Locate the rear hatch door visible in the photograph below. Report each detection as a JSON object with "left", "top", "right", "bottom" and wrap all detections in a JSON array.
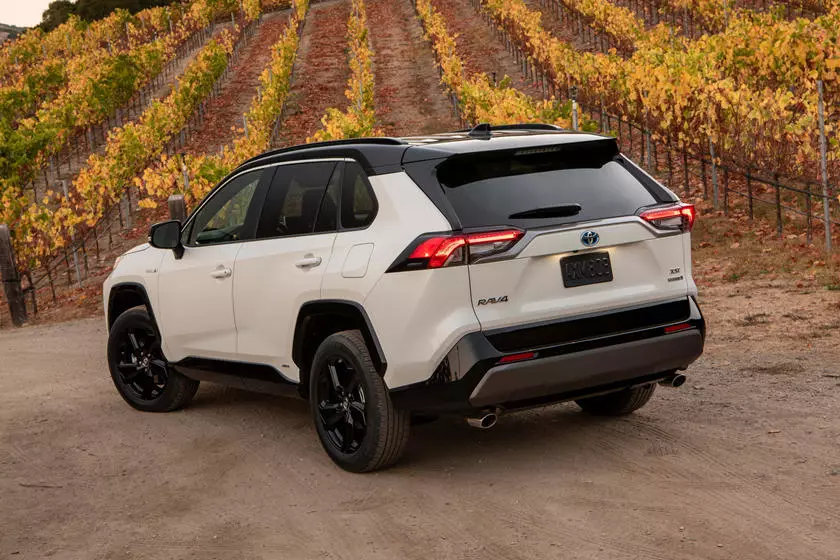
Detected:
[{"left": 435, "top": 139, "right": 691, "bottom": 331}]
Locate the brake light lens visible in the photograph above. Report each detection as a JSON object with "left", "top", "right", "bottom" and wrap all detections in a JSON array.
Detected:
[
  {"left": 640, "top": 203, "right": 696, "bottom": 232},
  {"left": 391, "top": 229, "right": 524, "bottom": 271}
]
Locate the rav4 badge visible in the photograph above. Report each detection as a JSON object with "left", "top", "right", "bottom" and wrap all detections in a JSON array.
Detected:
[{"left": 477, "top": 296, "right": 509, "bottom": 306}]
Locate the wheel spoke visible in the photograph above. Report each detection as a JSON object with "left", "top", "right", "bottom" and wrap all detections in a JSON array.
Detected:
[
  {"left": 319, "top": 401, "right": 341, "bottom": 412},
  {"left": 340, "top": 412, "right": 355, "bottom": 452},
  {"left": 149, "top": 359, "right": 167, "bottom": 372},
  {"left": 349, "top": 403, "right": 366, "bottom": 427},
  {"left": 327, "top": 363, "right": 342, "bottom": 391},
  {"left": 324, "top": 410, "right": 344, "bottom": 428},
  {"left": 346, "top": 377, "right": 359, "bottom": 394},
  {"left": 122, "top": 368, "right": 144, "bottom": 382},
  {"left": 139, "top": 381, "right": 154, "bottom": 400},
  {"left": 127, "top": 332, "right": 141, "bottom": 352}
]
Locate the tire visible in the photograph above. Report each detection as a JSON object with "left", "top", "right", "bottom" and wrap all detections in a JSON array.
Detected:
[
  {"left": 309, "top": 330, "right": 410, "bottom": 473},
  {"left": 575, "top": 384, "right": 656, "bottom": 416},
  {"left": 107, "top": 308, "right": 199, "bottom": 412}
]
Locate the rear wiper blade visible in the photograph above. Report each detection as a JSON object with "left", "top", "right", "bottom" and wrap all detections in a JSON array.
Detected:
[{"left": 508, "top": 204, "right": 581, "bottom": 220}]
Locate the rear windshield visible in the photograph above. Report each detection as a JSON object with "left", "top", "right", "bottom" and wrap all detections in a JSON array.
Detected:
[{"left": 436, "top": 142, "right": 659, "bottom": 229}]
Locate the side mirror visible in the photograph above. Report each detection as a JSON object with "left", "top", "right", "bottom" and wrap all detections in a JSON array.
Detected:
[{"left": 149, "top": 220, "right": 184, "bottom": 259}]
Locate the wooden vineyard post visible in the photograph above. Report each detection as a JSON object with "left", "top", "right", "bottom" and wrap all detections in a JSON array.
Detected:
[
  {"left": 708, "top": 134, "right": 720, "bottom": 211},
  {"left": 0, "top": 224, "right": 27, "bottom": 327},
  {"left": 746, "top": 168, "right": 754, "bottom": 220},
  {"left": 168, "top": 195, "right": 187, "bottom": 222},
  {"left": 61, "top": 180, "right": 83, "bottom": 288},
  {"left": 817, "top": 80, "right": 832, "bottom": 252},
  {"left": 774, "top": 173, "right": 783, "bottom": 238}
]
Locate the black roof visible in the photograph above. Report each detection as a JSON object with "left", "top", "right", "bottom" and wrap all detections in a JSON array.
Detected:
[{"left": 236, "top": 125, "right": 613, "bottom": 176}]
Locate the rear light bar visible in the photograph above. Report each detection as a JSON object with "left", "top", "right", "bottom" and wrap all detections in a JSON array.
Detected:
[
  {"left": 664, "top": 322, "right": 692, "bottom": 334},
  {"left": 388, "top": 229, "right": 524, "bottom": 272},
  {"left": 640, "top": 203, "right": 696, "bottom": 232},
  {"left": 497, "top": 351, "right": 537, "bottom": 364}
]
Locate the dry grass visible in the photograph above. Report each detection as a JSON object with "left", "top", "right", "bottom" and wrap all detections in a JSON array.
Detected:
[{"left": 692, "top": 201, "right": 840, "bottom": 291}]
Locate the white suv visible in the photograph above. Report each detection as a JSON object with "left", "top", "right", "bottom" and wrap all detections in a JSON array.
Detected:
[{"left": 104, "top": 125, "right": 705, "bottom": 472}]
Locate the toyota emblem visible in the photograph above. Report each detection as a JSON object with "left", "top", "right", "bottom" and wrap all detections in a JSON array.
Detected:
[{"left": 580, "top": 230, "right": 600, "bottom": 247}]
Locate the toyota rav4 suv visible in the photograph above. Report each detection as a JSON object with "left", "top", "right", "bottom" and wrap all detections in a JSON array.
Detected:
[{"left": 104, "top": 124, "right": 705, "bottom": 472}]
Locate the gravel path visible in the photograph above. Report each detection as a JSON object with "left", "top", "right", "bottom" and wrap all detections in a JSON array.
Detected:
[{"left": 2, "top": 281, "right": 839, "bottom": 559}]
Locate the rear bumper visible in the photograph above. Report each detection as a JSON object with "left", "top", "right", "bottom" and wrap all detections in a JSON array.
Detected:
[{"left": 390, "top": 297, "right": 705, "bottom": 414}]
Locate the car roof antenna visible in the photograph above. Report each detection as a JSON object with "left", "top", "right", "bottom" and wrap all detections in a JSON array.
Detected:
[{"left": 467, "top": 123, "right": 492, "bottom": 139}]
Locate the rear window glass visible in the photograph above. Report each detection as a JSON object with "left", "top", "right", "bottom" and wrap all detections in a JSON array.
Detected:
[{"left": 436, "top": 143, "right": 658, "bottom": 229}]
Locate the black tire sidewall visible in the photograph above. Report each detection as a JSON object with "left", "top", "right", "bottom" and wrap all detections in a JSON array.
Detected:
[
  {"left": 309, "top": 332, "right": 391, "bottom": 472},
  {"left": 576, "top": 384, "right": 656, "bottom": 416},
  {"left": 107, "top": 308, "right": 196, "bottom": 412}
]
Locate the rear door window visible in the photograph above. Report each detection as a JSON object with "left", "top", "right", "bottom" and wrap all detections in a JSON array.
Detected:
[
  {"left": 436, "top": 142, "right": 658, "bottom": 230},
  {"left": 257, "top": 162, "right": 339, "bottom": 238}
]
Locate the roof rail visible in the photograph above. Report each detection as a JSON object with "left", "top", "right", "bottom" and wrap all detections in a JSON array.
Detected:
[
  {"left": 240, "top": 137, "right": 406, "bottom": 167},
  {"left": 457, "top": 123, "right": 566, "bottom": 133}
]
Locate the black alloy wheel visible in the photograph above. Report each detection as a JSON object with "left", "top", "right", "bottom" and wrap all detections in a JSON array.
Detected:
[
  {"left": 107, "top": 308, "right": 199, "bottom": 412},
  {"left": 115, "top": 324, "right": 169, "bottom": 402},
  {"left": 316, "top": 357, "right": 368, "bottom": 454},
  {"left": 309, "top": 330, "right": 410, "bottom": 472}
]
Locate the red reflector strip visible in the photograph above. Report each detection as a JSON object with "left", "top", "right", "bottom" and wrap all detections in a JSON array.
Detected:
[
  {"left": 498, "top": 351, "right": 536, "bottom": 364},
  {"left": 664, "top": 323, "right": 692, "bottom": 334}
]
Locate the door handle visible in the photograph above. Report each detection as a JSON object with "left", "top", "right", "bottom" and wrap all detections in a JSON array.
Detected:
[
  {"left": 210, "top": 266, "right": 232, "bottom": 279},
  {"left": 295, "top": 255, "right": 322, "bottom": 269}
]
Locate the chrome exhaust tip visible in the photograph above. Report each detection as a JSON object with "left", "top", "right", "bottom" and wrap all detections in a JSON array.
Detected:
[
  {"left": 466, "top": 409, "right": 499, "bottom": 429},
  {"left": 659, "top": 373, "right": 687, "bottom": 388}
]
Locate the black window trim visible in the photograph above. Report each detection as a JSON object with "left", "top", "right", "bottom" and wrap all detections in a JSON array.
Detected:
[
  {"left": 241, "top": 158, "right": 380, "bottom": 243},
  {"left": 181, "top": 164, "right": 275, "bottom": 248},
  {"left": 180, "top": 158, "right": 348, "bottom": 248}
]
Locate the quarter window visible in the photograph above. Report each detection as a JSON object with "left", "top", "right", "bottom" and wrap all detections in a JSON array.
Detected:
[{"left": 341, "top": 162, "right": 377, "bottom": 229}]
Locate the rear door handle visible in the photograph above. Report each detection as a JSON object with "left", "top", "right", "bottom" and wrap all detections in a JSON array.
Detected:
[
  {"left": 295, "top": 255, "right": 322, "bottom": 269},
  {"left": 210, "top": 266, "right": 232, "bottom": 279}
]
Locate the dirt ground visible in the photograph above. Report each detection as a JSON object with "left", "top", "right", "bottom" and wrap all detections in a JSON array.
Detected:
[{"left": 2, "top": 280, "right": 839, "bottom": 559}]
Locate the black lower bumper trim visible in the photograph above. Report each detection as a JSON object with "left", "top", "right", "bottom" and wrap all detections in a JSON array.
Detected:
[{"left": 469, "top": 330, "right": 702, "bottom": 407}]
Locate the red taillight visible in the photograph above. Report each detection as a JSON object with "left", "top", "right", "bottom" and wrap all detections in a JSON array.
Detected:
[
  {"left": 640, "top": 203, "right": 696, "bottom": 232},
  {"left": 397, "top": 229, "right": 523, "bottom": 271},
  {"left": 498, "top": 351, "right": 536, "bottom": 364},
  {"left": 664, "top": 322, "right": 692, "bottom": 334},
  {"left": 409, "top": 236, "right": 467, "bottom": 268}
]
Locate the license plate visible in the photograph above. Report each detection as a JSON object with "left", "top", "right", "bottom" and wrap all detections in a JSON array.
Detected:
[{"left": 561, "top": 251, "right": 613, "bottom": 288}]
